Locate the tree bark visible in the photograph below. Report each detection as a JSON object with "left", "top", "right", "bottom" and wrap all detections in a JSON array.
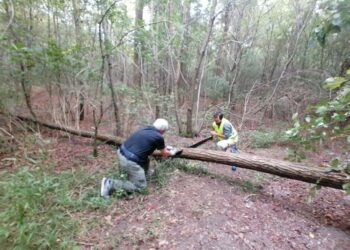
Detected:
[
  {"left": 173, "top": 0, "right": 191, "bottom": 135},
  {"left": 187, "top": 0, "right": 219, "bottom": 137},
  {"left": 47, "top": 0, "right": 51, "bottom": 40},
  {"left": 133, "top": 0, "right": 144, "bottom": 88},
  {"left": 104, "top": 22, "right": 121, "bottom": 135},
  {"left": 98, "top": 1, "right": 122, "bottom": 135},
  {"left": 17, "top": 115, "right": 123, "bottom": 145},
  {"left": 17, "top": 115, "right": 349, "bottom": 190},
  {"left": 19, "top": 62, "right": 37, "bottom": 120},
  {"left": 72, "top": 0, "right": 85, "bottom": 121},
  {"left": 4, "top": 0, "right": 36, "bottom": 120},
  {"left": 215, "top": 3, "right": 229, "bottom": 76},
  {"left": 176, "top": 148, "right": 347, "bottom": 190}
]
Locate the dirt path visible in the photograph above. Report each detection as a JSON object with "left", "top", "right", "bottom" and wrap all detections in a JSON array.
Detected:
[
  {"left": 4, "top": 127, "right": 349, "bottom": 249},
  {"left": 7, "top": 87, "right": 346, "bottom": 249},
  {"left": 88, "top": 170, "right": 349, "bottom": 249},
  {"left": 51, "top": 137, "right": 347, "bottom": 249}
]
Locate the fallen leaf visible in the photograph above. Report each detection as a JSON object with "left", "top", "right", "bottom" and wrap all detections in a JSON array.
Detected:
[
  {"left": 104, "top": 215, "right": 113, "bottom": 226},
  {"left": 158, "top": 240, "right": 169, "bottom": 247}
]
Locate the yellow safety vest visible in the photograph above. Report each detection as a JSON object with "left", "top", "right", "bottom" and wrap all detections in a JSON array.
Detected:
[{"left": 212, "top": 118, "right": 238, "bottom": 142}]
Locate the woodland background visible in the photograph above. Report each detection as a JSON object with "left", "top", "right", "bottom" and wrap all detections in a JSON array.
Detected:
[{"left": 0, "top": 0, "right": 349, "bottom": 136}]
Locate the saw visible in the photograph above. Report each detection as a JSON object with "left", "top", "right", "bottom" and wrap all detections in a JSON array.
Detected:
[{"left": 188, "top": 135, "right": 213, "bottom": 148}]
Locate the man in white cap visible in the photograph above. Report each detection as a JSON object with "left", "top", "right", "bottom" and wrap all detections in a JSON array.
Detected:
[{"left": 101, "top": 118, "right": 180, "bottom": 197}]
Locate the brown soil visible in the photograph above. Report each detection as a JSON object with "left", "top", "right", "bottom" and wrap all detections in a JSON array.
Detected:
[
  {"left": 4, "top": 87, "right": 349, "bottom": 249},
  {"left": 35, "top": 133, "right": 350, "bottom": 249}
]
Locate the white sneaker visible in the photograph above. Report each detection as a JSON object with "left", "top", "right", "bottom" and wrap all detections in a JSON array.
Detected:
[
  {"left": 147, "top": 169, "right": 155, "bottom": 178},
  {"left": 101, "top": 177, "right": 112, "bottom": 198}
]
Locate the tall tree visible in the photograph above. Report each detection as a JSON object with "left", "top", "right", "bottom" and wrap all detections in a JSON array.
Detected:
[
  {"left": 133, "top": 0, "right": 144, "bottom": 88},
  {"left": 98, "top": 0, "right": 121, "bottom": 135},
  {"left": 187, "top": 0, "right": 221, "bottom": 137},
  {"left": 72, "top": 0, "right": 85, "bottom": 121},
  {"left": 3, "top": 0, "right": 37, "bottom": 120},
  {"left": 173, "top": 0, "right": 191, "bottom": 135}
]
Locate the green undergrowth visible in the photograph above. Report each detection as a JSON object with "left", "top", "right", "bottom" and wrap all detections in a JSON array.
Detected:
[
  {"left": 249, "top": 129, "right": 289, "bottom": 148},
  {"left": 0, "top": 131, "right": 268, "bottom": 249},
  {"left": 0, "top": 165, "right": 110, "bottom": 249},
  {"left": 149, "top": 158, "right": 209, "bottom": 187},
  {"left": 151, "top": 158, "right": 264, "bottom": 193}
]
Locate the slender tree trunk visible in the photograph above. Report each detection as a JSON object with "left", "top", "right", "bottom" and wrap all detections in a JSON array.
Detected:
[
  {"left": 92, "top": 104, "right": 104, "bottom": 157},
  {"left": 72, "top": 0, "right": 85, "bottom": 121},
  {"left": 4, "top": 0, "right": 36, "bottom": 120},
  {"left": 97, "top": 1, "right": 122, "bottom": 135},
  {"left": 268, "top": 47, "right": 281, "bottom": 82},
  {"left": 187, "top": 0, "right": 219, "bottom": 137},
  {"left": 227, "top": 2, "right": 251, "bottom": 106},
  {"left": 215, "top": 4, "right": 229, "bottom": 76},
  {"left": 133, "top": 0, "right": 144, "bottom": 88},
  {"left": 53, "top": 9, "right": 59, "bottom": 46},
  {"left": 163, "top": 0, "right": 174, "bottom": 115},
  {"left": 20, "top": 63, "right": 36, "bottom": 119},
  {"left": 260, "top": 23, "right": 274, "bottom": 82},
  {"left": 172, "top": 0, "right": 190, "bottom": 135},
  {"left": 301, "top": 38, "right": 309, "bottom": 71},
  {"left": 151, "top": 1, "right": 160, "bottom": 119},
  {"left": 227, "top": 44, "right": 242, "bottom": 106},
  {"left": 28, "top": 0, "right": 33, "bottom": 48},
  {"left": 320, "top": 46, "right": 324, "bottom": 69},
  {"left": 47, "top": 0, "right": 51, "bottom": 40},
  {"left": 103, "top": 21, "right": 121, "bottom": 135},
  {"left": 26, "top": 0, "right": 35, "bottom": 119}
]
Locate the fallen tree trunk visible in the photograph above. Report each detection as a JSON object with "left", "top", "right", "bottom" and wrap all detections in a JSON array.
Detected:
[
  {"left": 16, "top": 115, "right": 349, "bottom": 190},
  {"left": 17, "top": 115, "right": 124, "bottom": 146},
  {"left": 178, "top": 148, "right": 348, "bottom": 190}
]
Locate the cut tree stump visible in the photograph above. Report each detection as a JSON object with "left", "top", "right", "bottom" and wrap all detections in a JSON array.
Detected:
[{"left": 16, "top": 115, "right": 349, "bottom": 190}]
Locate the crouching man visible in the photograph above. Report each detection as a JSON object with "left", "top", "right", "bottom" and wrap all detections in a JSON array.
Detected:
[
  {"left": 210, "top": 111, "right": 239, "bottom": 171},
  {"left": 101, "top": 118, "right": 179, "bottom": 198}
]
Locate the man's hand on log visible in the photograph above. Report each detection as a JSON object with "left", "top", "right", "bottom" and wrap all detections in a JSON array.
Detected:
[{"left": 166, "top": 146, "right": 183, "bottom": 156}]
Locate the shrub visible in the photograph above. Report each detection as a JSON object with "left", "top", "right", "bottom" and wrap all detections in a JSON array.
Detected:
[{"left": 249, "top": 129, "right": 288, "bottom": 148}]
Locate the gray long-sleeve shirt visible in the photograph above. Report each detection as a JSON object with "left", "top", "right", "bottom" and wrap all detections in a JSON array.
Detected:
[{"left": 223, "top": 121, "right": 234, "bottom": 139}]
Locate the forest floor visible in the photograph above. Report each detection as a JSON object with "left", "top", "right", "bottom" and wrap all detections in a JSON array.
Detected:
[
  {"left": 2, "top": 87, "right": 349, "bottom": 249},
  {"left": 5, "top": 128, "right": 348, "bottom": 250}
]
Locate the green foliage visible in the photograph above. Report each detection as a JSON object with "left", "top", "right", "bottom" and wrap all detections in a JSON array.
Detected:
[
  {"left": 0, "top": 85, "right": 19, "bottom": 114},
  {"left": 149, "top": 159, "right": 208, "bottom": 187},
  {"left": 313, "top": 0, "right": 350, "bottom": 47},
  {"left": 284, "top": 148, "right": 306, "bottom": 163},
  {"left": 204, "top": 72, "right": 229, "bottom": 101},
  {"left": 106, "top": 3, "right": 131, "bottom": 28},
  {"left": 176, "top": 161, "right": 209, "bottom": 175},
  {"left": 250, "top": 129, "right": 288, "bottom": 148},
  {"left": 286, "top": 73, "right": 350, "bottom": 148},
  {"left": 0, "top": 166, "right": 110, "bottom": 249},
  {"left": 150, "top": 159, "right": 178, "bottom": 187},
  {"left": 107, "top": 164, "right": 129, "bottom": 198},
  {"left": 285, "top": 70, "right": 350, "bottom": 193},
  {"left": 241, "top": 180, "right": 261, "bottom": 193},
  {"left": 307, "top": 184, "right": 322, "bottom": 204},
  {"left": 115, "top": 82, "right": 167, "bottom": 126},
  {"left": 45, "top": 41, "right": 68, "bottom": 73}
]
